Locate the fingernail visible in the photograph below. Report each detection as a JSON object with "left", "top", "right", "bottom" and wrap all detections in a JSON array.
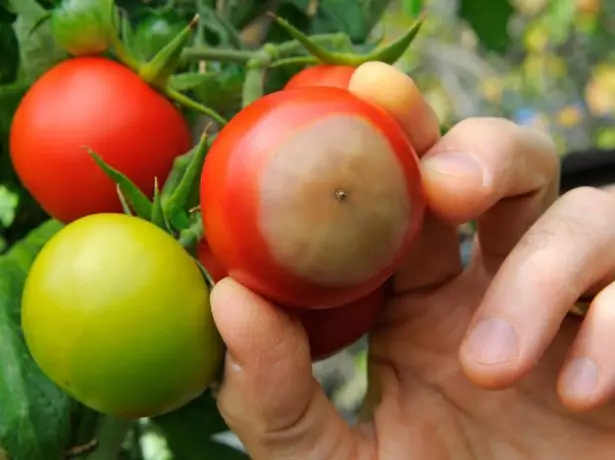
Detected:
[
  {"left": 422, "top": 150, "right": 484, "bottom": 183},
  {"left": 463, "top": 318, "right": 519, "bottom": 365},
  {"left": 561, "top": 357, "right": 598, "bottom": 399}
]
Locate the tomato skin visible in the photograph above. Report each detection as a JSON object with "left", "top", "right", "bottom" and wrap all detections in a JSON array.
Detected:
[
  {"left": 197, "top": 239, "right": 227, "bottom": 283},
  {"left": 201, "top": 86, "right": 425, "bottom": 309},
  {"left": 290, "top": 285, "right": 386, "bottom": 361},
  {"left": 197, "top": 240, "right": 386, "bottom": 361},
  {"left": 10, "top": 57, "right": 192, "bottom": 223},
  {"left": 284, "top": 65, "right": 355, "bottom": 90},
  {"left": 21, "top": 213, "right": 223, "bottom": 418}
]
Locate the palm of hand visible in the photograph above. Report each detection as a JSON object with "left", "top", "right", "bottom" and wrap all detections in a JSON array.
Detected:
[{"left": 368, "top": 264, "right": 615, "bottom": 459}]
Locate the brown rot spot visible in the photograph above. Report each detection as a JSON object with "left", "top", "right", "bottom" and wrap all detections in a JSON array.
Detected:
[
  {"left": 334, "top": 188, "right": 348, "bottom": 201},
  {"left": 258, "top": 114, "right": 413, "bottom": 286}
]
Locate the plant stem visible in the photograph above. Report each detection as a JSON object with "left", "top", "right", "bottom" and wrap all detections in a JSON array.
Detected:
[
  {"left": 182, "top": 46, "right": 258, "bottom": 63},
  {"left": 165, "top": 87, "right": 228, "bottom": 125},
  {"left": 84, "top": 416, "right": 132, "bottom": 460},
  {"left": 181, "top": 32, "right": 350, "bottom": 64},
  {"left": 110, "top": 35, "right": 141, "bottom": 72}
]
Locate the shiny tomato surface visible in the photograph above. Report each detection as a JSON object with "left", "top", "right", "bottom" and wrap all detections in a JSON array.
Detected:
[
  {"left": 201, "top": 86, "right": 425, "bottom": 309},
  {"left": 284, "top": 64, "right": 355, "bottom": 90},
  {"left": 10, "top": 56, "right": 192, "bottom": 223}
]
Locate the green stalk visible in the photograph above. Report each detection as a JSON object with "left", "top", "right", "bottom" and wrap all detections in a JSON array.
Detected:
[{"left": 165, "top": 87, "right": 228, "bottom": 125}]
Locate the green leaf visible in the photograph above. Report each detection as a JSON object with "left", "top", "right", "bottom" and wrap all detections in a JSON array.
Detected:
[
  {"left": 87, "top": 149, "right": 153, "bottom": 220},
  {"left": 162, "top": 133, "right": 209, "bottom": 230},
  {"left": 153, "top": 391, "right": 243, "bottom": 459},
  {"left": 0, "top": 185, "right": 18, "bottom": 228},
  {"left": 0, "top": 7, "right": 19, "bottom": 84},
  {"left": 150, "top": 178, "right": 170, "bottom": 232},
  {"left": 9, "top": 0, "right": 68, "bottom": 81},
  {"left": 0, "top": 220, "right": 73, "bottom": 460},
  {"left": 458, "top": 0, "right": 513, "bottom": 54},
  {"left": 402, "top": 0, "right": 423, "bottom": 17},
  {"left": 0, "top": 81, "right": 29, "bottom": 141}
]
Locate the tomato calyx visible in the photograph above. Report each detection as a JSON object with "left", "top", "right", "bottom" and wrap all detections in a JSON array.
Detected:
[{"left": 268, "top": 12, "right": 426, "bottom": 68}]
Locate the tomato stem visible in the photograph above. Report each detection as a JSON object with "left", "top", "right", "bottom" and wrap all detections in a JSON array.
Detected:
[
  {"left": 81, "top": 416, "right": 132, "bottom": 460},
  {"left": 181, "top": 32, "right": 350, "bottom": 65},
  {"left": 269, "top": 12, "right": 426, "bottom": 66},
  {"left": 110, "top": 34, "right": 141, "bottom": 73},
  {"left": 164, "top": 87, "right": 228, "bottom": 125}
]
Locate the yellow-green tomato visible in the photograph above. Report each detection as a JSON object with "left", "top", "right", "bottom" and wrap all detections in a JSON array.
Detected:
[{"left": 21, "top": 213, "right": 223, "bottom": 419}]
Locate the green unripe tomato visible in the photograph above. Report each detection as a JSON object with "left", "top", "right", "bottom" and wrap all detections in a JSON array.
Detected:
[
  {"left": 131, "top": 12, "right": 186, "bottom": 62},
  {"left": 51, "top": 0, "right": 116, "bottom": 55},
  {"left": 21, "top": 213, "right": 223, "bottom": 419}
]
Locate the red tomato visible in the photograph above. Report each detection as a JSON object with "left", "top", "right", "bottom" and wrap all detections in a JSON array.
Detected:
[
  {"left": 290, "top": 285, "right": 386, "bottom": 361},
  {"left": 284, "top": 65, "right": 355, "bottom": 90},
  {"left": 10, "top": 56, "right": 192, "bottom": 223},
  {"left": 196, "top": 240, "right": 387, "bottom": 361},
  {"left": 200, "top": 86, "right": 425, "bottom": 309}
]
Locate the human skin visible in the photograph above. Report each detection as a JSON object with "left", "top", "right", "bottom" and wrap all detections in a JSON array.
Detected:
[{"left": 210, "top": 62, "right": 615, "bottom": 460}]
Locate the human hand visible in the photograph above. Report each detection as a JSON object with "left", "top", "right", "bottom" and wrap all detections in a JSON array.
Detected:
[{"left": 210, "top": 62, "right": 615, "bottom": 460}]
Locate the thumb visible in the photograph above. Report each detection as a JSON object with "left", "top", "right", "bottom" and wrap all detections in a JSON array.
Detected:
[{"left": 210, "top": 278, "right": 365, "bottom": 460}]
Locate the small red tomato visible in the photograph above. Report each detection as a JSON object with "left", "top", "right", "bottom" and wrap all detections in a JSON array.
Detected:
[
  {"left": 291, "top": 285, "right": 387, "bottom": 361},
  {"left": 284, "top": 65, "right": 355, "bottom": 90},
  {"left": 201, "top": 86, "right": 425, "bottom": 309},
  {"left": 10, "top": 56, "right": 192, "bottom": 223}
]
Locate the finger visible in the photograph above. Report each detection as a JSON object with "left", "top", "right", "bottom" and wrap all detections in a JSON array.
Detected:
[
  {"left": 420, "top": 118, "right": 559, "bottom": 268},
  {"left": 459, "top": 187, "right": 615, "bottom": 389},
  {"left": 558, "top": 281, "right": 615, "bottom": 411},
  {"left": 210, "top": 278, "right": 366, "bottom": 460},
  {"left": 349, "top": 61, "right": 441, "bottom": 155},
  {"left": 348, "top": 62, "right": 462, "bottom": 293}
]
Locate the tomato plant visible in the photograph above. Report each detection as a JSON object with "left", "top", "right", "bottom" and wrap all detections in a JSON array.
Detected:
[
  {"left": 284, "top": 64, "right": 356, "bottom": 90},
  {"left": 0, "top": 2, "right": 432, "bottom": 456},
  {"left": 201, "top": 86, "right": 425, "bottom": 309},
  {"left": 9, "top": 56, "right": 192, "bottom": 223},
  {"left": 21, "top": 213, "right": 222, "bottom": 419}
]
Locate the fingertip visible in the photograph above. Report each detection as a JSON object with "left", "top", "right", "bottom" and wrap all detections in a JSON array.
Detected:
[
  {"left": 458, "top": 317, "right": 529, "bottom": 390},
  {"left": 349, "top": 61, "right": 440, "bottom": 154}
]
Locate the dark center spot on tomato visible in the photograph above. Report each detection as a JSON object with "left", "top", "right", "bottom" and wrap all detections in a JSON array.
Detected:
[
  {"left": 334, "top": 188, "right": 349, "bottom": 201},
  {"left": 258, "top": 114, "right": 412, "bottom": 286}
]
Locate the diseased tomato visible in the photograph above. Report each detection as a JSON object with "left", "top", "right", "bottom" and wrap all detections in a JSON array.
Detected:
[
  {"left": 21, "top": 213, "right": 223, "bottom": 418},
  {"left": 284, "top": 64, "right": 355, "bottom": 90},
  {"left": 200, "top": 86, "right": 425, "bottom": 309},
  {"left": 290, "top": 285, "right": 387, "bottom": 361},
  {"left": 10, "top": 56, "right": 192, "bottom": 223},
  {"left": 197, "top": 239, "right": 387, "bottom": 361}
]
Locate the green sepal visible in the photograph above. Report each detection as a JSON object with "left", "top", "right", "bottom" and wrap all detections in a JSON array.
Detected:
[
  {"left": 87, "top": 149, "right": 153, "bottom": 219},
  {"left": 139, "top": 14, "right": 199, "bottom": 89},
  {"left": 115, "top": 185, "right": 134, "bottom": 216},
  {"left": 162, "top": 131, "right": 210, "bottom": 230},
  {"left": 150, "top": 178, "right": 171, "bottom": 232},
  {"left": 270, "top": 13, "right": 425, "bottom": 66},
  {"left": 178, "top": 215, "right": 203, "bottom": 253}
]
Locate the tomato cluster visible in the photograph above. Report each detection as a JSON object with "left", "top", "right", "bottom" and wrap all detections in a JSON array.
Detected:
[{"left": 12, "top": 44, "right": 425, "bottom": 417}]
